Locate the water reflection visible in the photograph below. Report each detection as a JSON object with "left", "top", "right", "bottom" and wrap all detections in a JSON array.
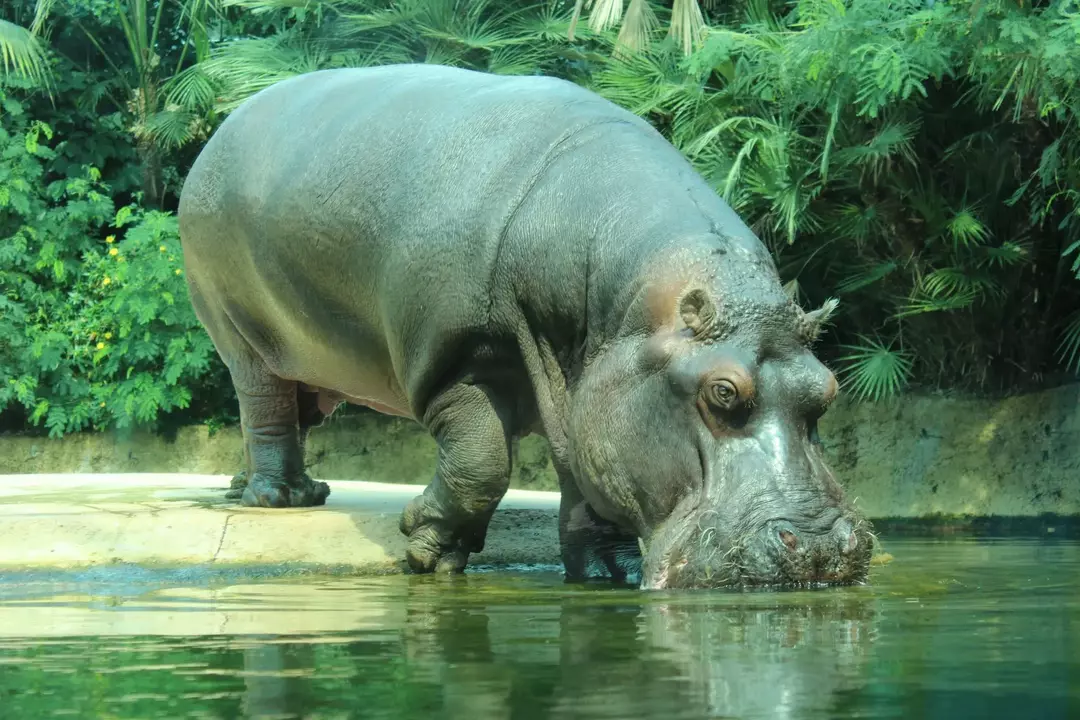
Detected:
[
  {"left": 240, "top": 642, "right": 318, "bottom": 718},
  {"left": 636, "top": 595, "right": 875, "bottom": 719},
  {"left": 1, "top": 539, "right": 1078, "bottom": 719},
  {"left": 220, "top": 579, "right": 880, "bottom": 719},
  {"left": 381, "top": 578, "right": 879, "bottom": 719}
]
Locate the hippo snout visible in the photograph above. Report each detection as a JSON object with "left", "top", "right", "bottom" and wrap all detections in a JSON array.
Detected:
[
  {"left": 764, "top": 517, "right": 860, "bottom": 557},
  {"left": 643, "top": 512, "right": 873, "bottom": 591},
  {"left": 739, "top": 516, "right": 871, "bottom": 586}
]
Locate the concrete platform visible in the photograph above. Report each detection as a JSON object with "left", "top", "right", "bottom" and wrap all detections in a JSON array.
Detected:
[{"left": 0, "top": 474, "right": 561, "bottom": 573}]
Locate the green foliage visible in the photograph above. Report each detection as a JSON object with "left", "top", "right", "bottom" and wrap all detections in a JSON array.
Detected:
[
  {"left": 0, "top": 90, "right": 224, "bottom": 437},
  {"left": 4, "top": 0, "right": 1080, "bottom": 441},
  {"left": 835, "top": 336, "right": 914, "bottom": 403},
  {"left": 169, "top": 0, "right": 608, "bottom": 114},
  {"left": 0, "top": 18, "right": 51, "bottom": 85},
  {"left": 582, "top": 0, "right": 1080, "bottom": 398}
]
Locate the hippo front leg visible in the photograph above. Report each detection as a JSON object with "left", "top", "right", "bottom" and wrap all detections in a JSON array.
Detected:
[
  {"left": 230, "top": 358, "right": 330, "bottom": 508},
  {"left": 558, "top": 473, "right": 640, "bottom": 584},
  {"left": 399, "top": 383, "right": 513, "bottom": 574}
]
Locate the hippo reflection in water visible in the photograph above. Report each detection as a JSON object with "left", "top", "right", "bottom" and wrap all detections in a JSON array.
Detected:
[{"left": 177, "top": 63, "right": 873, "bottom": 590}]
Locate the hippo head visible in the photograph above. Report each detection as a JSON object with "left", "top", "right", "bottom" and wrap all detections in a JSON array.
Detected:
[{"left": 565, "top": 237, "right": 873, "bottom": 590}]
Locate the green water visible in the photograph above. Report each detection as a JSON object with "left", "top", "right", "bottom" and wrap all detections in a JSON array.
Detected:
[{"left": 0, "top": 538, "right": 1077, "bottom": 719}]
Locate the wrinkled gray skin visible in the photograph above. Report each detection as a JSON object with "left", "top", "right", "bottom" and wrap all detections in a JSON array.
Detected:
[{"left": 178, "top": 63, "right": 872, "bottom": 590}]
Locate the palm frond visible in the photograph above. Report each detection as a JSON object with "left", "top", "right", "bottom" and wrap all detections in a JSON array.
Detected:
[
  {"left": 979, "top": 240, "right": 1030, "bottom": 268},
  {"left": 0, "top": 19, "right": 51, "bottom": 86},
  {"left": 139, "top": 108, "right": 198, "bottom": 149},
  {"left": 1056, "top": 310, "right": 1080, "bottom": 375},
  {"left": 894, "top": 287, "right": 980, "bottom": 318},
  {"left": 919, "top": 267, "right": 1001, "bottom": 301},
  {"left": 414, "top": 0, "right": 529, "bottom": 50},
  {"left": 834, "top": 335, "right": 913, "bottom": 402},
  {"left": 588, "top": 0, "right": 625, "bottom": 34},
  {"left": 614, "top": 0, "right": 659, "bottom": 56},
  {"left": 946, "top": 208, "right": 990, "bottom": 248},
  {"left": 486, "top": 44, "right": 550, "bottom": 75},
  {"left": 164, "top": 63, "right": 218, "bottom": 110},
  {"left": 668, "top": 0, "right": 706, "bottom": 55},
  {"left": 833, "top": 120, "right": 918, "bottom": 184},
  {"left": 836, "top": 261, "right": 897, "bottom": 294},
  {"left": 511, "top": 0, "right": 578, "bottom": 43}
]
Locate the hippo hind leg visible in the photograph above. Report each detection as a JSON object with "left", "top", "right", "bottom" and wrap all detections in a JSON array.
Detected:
[
  {"left": 399, "top": 382, "right": 513, "bottom": 574},
  {"left": 215, "top": 333, "right": 330, "bottom": 508},
  {"left": 558, "top": 472, "right": 641, "bottom": 584},
  {"left": 225, "top": 385, "right": 329, "bottom": 501}
]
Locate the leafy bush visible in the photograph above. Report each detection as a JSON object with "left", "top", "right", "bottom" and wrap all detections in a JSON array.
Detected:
[
  {"left": 0, "top": 88, "right": 230, "bottom": 437},
  {"left": 587, "top": 0, "right": 1080, "bottom": 398},
  {"left": 5, "top": 0, "right": 1080, "bottom": 445}
]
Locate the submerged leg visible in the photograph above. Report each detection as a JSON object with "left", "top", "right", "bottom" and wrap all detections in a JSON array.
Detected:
[
  {"left": 399, "top": 383, "right": 514, "bottom": 573},
  {"left": 558, "top": 473, "right": 638, "bottom": 583}
]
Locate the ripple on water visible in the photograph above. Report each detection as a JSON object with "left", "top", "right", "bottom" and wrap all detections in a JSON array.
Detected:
[{"left": 0, "top": 537, "right": 1077, "bottom": 719}]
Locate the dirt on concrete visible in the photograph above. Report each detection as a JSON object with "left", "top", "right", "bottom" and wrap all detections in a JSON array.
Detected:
[{"left": 0, "top": 474, "right": 561, "bottom": 574}]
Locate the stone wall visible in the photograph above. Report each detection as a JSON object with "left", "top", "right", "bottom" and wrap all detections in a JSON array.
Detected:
[{"left": 3, "top": 383, "right": 1079, "bottom": 518}]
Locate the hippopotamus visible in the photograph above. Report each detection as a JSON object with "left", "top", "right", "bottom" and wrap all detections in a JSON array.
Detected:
[{"left": 177, "top": 63, "right": 873, "bottom": 590}]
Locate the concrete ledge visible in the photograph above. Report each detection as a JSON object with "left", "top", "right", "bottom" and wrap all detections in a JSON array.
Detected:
[{"left": 0, "top": 473, "right": 561, "bottom": 572}]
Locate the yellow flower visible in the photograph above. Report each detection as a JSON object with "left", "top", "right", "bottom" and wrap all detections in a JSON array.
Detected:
[
  {"left": 175, "top": 268, "right": 182, "bottom": 276},
  {"left": 159, "top": 245, "right": 166, "bottom": 252},
  {"left": 104, "top": 332, "right": 112, "bottom": 340},
  {"left": 96, "top": 342, "right": 105, "bottom": 350},
  {"left": 109, "top": 248, "right": 118, "bottom": 256},
  {"left": 99, "top": 402, "right": 106, "bottom": 408},
  {"left": 105, "top": 235, "right": 115, "bottom": 244},
  {"left": 102, "top": 276, "right": 111, "bottom": 286}
]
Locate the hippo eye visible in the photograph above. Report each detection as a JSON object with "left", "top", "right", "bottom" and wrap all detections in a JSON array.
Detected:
[{"left": 706, "top": 379, "right": 739, "bottom": 411}]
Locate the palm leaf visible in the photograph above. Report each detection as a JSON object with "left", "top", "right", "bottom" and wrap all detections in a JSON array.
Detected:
[
  {"left": 668, "top": 0, "right": 706, "bottom": 55},
  {"left": 946, "top": 208, "right": 990, "bottom": 248},
  {"left": 1056, "top": 310, "right": 1080, "bottom": 375},
  {"left": 980, "top": 240, "right": 1030, "bottom": 268},
  {"left": 836, "top": 260, "right": 897, "bottom": 294},
  {"left": 414, "top": 0, "right": 527, "bottom": 50},
  {"left": 614, "top": 0, "right": 660, "bottom": 56},
  {"left": 894, "top": 288, "right": 980, "bottom": 318},
  {"left": 834, "top": 336, "right": 913, "bottom": 402},
  {"left": 164, "top": 63, "right": 218, "bottom": 110},
  {"left": 0, "top": 19, "right": 51, "bottom": 86},
  {"left": 139, "top": 108, "right": 198, "bottom": 149},
  {"left": 486, "top": 44, "right": 550, "bottom": 75}
]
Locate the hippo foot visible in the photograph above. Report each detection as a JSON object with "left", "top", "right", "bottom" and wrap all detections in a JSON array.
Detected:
[
  {"left": 239, "top": 472, "right": 331, "bottom": 508},
  {"left": 399, "top": 495, "right": 481, "bottom": 574},
  {"left": 225, "top": 470, "right": 249, "bottom": 500}
]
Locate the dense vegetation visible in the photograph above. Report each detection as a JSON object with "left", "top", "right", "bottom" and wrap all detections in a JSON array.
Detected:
[{"left": 1, "top": 0, "right": 1078, "bottom": 437}]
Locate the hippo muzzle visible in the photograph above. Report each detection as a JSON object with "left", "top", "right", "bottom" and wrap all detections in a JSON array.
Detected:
[
  {"left": 638, "top": 418, "right": 875, "bottom": 591},
  {"left": 640, "top": 500, "right": 873, "bottom": 591}
]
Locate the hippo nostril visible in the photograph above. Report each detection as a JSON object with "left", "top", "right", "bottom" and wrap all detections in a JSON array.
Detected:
[
  {"left": 844, "top": 531, "right": 858, "bottom": 553},
  {"left": 833, "top": 519, "right": 857, "bottom": 553},
  {"left": 778, "top": 529, "right": 798, "bottom": 551}
]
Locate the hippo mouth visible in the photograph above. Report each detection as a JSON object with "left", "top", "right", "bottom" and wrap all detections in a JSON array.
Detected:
[{"left": 638, "top": 507, "right": 874, "bottom": 591}]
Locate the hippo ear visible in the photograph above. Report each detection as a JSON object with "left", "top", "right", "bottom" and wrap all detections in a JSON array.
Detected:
[
  {"left": 679, "top": 288, "right": 719, "bottom": 337},
  {"left": 798, "top": 297, "right": 839, "bottom": 344}
]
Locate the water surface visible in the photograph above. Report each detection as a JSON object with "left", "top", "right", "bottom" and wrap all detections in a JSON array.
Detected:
[{"left": 0, "top": 538, "right": 1077, "bottom": 719}]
